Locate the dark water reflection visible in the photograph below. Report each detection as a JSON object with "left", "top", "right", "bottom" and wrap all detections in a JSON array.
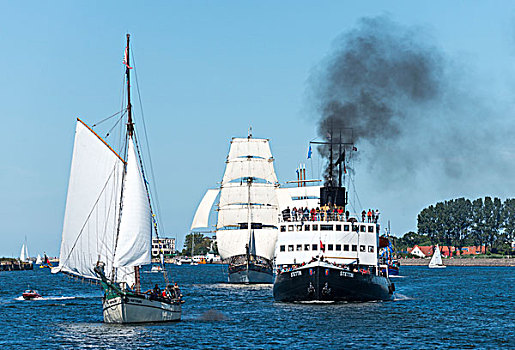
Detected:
[{"left": 1, "top": 265, "right": 513, "bottom": 349}]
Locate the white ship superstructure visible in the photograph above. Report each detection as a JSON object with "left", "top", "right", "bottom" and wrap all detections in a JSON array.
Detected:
[{"left": 276, "top": 185, "right": 378, "bottom": 268}]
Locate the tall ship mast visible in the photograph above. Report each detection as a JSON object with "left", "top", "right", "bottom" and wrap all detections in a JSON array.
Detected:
[
  {"left": 52, "top": 34, "right": 183, "bottom": 323},
  {"left": 191, "top": 130, "right": 279, "bottom": 283},
  {"left": 273, "top": 131, "right": 395, "bottom": 302}
]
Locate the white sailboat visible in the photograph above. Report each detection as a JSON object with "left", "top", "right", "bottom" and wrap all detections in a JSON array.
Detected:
[
  {"left": 429, "top": 244, "right": 446, "bottom": 269},
  {"left": 19, "top": 241, "right": 29, "bottom": 262},
  {"left": 35, "top": 254, "right": 42, "bottom": 264},
  {"left": 52, "top": 34, "right": 181, "bottom": 323},
  {"left": 191, "top": 131, "right": 279, "bottom": 283},
  {"left": 19, "top": 244, "right": 26, "bottom": 262}
]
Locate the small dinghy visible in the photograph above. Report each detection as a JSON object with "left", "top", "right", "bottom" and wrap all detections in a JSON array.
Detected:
[{"left": 22, "top": 289, "right": 42, "bottom": 300}]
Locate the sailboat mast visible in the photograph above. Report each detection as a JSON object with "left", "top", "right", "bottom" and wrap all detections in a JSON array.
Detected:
[
  {"left": 126, "top": 34, "right": 134, "bottom": 138},
  {"left": 125, "top": 33, "right": 141, "bottom": 292}
]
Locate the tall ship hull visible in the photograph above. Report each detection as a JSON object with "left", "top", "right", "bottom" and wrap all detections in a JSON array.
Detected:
[
  {"left": 103, "top": 294, "right": 181, "bottom": 323},
  {"left": 273, "top": 261, "right": 393, "bottom": 302},
  {"left": 227, "top": 257, "right": 273, "bottom": 283}
]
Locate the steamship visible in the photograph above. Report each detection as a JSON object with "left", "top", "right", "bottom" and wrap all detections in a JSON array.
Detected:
[{"left": 273, "top": 137, "right": 394, "bottom": 302}]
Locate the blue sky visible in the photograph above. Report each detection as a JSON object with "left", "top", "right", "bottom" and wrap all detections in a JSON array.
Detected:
[{"left": 2, "top": 1, "right": 515, "bottom": 257}]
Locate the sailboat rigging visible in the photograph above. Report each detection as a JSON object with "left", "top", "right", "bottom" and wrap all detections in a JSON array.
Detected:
[{"left": 52, "top": 34, "right": 182, "bottom": 323}]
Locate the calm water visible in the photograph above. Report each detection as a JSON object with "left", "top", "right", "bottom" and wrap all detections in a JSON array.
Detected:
[{"left": 0, "top": 265, "right": 513, "bottom": 349}]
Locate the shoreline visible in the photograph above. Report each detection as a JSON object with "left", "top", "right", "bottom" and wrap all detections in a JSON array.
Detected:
[{"left": 398, "top": 257, "right": 515, "bottom": 267}]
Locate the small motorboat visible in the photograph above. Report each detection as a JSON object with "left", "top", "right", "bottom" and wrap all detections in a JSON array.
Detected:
[
  {"left": 22, "top": 289, "right": 42, "bottom": 300},
  {"left": 150, "top": 265, "right": 163, "bottom": 273}
]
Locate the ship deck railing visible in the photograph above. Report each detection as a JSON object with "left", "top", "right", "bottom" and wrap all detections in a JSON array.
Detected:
[{"left": 278, "top": 213, "right": 379, "bottom": 224}]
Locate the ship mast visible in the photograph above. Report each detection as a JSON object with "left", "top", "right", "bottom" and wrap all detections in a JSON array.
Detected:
[
  {"left": 124, "top": 34, "right": 141, "bottom": 292},
  {"left": 246, "top": 129, "right": 253, "bottom": 272},
  {"left": 126, "top": 34, "right": 134, "bottom": 138}
]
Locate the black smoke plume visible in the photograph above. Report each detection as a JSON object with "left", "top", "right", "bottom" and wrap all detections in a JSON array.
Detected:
[{"left": 311, "top": 16, "right": 444, "bottom": 184}]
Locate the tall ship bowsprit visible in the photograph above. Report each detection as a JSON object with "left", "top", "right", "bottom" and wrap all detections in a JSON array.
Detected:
[
  {"left": 273, "top": 132, "right": 395, "bottom": 302},
  {"left": 52, "top": 34, "right": 182, "bottom": 323},
  {"left": 191, "top": 130, "right": 280, "bottom": 283}
]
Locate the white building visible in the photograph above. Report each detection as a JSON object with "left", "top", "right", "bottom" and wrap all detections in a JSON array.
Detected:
[
  {"left": 410, "top": 245, "right": 427, "bottom": 258},
  {"left": 152, "top": 237, "right": 176, "bottom": 258}
]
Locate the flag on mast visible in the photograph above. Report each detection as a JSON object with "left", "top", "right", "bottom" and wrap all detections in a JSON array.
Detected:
[{"left": 123, "top": 46, "right": 133, "bottom": 69}]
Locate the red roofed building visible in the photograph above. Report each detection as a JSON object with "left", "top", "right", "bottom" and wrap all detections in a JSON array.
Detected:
[
  {"left": 407, "top": 245, "right": 433, "bottom": 258},
  {"left": 408, "top": 245, "right": 486, "bottom": 258}
]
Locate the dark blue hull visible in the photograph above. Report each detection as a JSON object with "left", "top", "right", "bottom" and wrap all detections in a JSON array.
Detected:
[{"left": 273, "top": 264, "right": 394, "bottom": 302}]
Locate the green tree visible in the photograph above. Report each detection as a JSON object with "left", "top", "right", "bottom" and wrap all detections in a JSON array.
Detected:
[
  {"left": 471, "top": 198, "right": 486, "bottom": 248},
  {"left": 182, "top": 233, "right": 214, "bottom": 256},
  {"left": 501, "top": 199, "right": 515, "bottom": 248},
  {"left": 450, "top": 197, "right": 472, "bottom": 251}
]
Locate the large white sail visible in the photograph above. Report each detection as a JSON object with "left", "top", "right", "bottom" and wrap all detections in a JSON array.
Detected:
[
  {"left": 190, "top": 189, "right": 219, "bottom": 230},
  {"left": 216, "top": 137, "right": 279, "bottom": 261},
  {"left": 113, "top": 136, "right": 152, "bottom": 287},
  {"left": 217, "top": 205, "right": 278, "bottom": 229},
  {"left": 53, "top": 120, "right": 123, "bottom": 281},
  {"left": 227, "top": 138, "right": 273, "bottom": 161}
]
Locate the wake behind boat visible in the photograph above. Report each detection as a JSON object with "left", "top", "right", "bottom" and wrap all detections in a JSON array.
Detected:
[{"left": 52, "top": 34, "right": 182, "bottom": 323}]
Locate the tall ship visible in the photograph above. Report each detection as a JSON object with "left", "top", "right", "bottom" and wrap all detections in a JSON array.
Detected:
[
  {"left": 273, "top": 135, "right": 394, "bottom": 302},
  {"left": 52, "top": 34, "right": 182, "bottom": 323},
  {"left": 191, "top": 131, "right": 279, "bottom": 283}
]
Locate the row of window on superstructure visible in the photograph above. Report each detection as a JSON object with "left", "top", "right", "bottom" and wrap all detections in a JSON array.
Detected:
[
  {"left": 280, "top": 223, "right": 375, "bottom": 233},
  {"left": 279, "top": 244, "right": 374, "bottom": 253}
]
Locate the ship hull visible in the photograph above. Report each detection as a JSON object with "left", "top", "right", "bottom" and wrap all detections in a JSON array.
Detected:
[
  {"left": 228, "top": 266, "right": 273, "bottom": 283},
  {"left": 102, "top": 294, "right": 181, "bottom": 324},
  {"left": 273, "top": 264, "right": 394, "bottom": 302},
  {"left": 226, "top": 256, "right": 274, "bottom": 284}
]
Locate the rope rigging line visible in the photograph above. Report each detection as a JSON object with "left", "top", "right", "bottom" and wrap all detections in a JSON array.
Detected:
[
  {"left": 131, "top": 49, "right": 166, "bottom": 235},
  {"left": 130, "top": 49, "right": 170, "bottom": 285},
  {"left": 104, "top": 111, "right": 127, "bottom": 138},
  {"left": 92, "top": 108, "right": 127, "bottom": 128}
]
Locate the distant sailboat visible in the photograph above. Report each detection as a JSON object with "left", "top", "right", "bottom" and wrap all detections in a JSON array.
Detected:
[
  {"left": 19, "top": 242, "right": 29, "bottom": 262},
  {"left": 35, "top": 254, "right": 42, "bottom": 264},
  {"left": 429, "top": 245, "right": 446, "bottom": 269}
]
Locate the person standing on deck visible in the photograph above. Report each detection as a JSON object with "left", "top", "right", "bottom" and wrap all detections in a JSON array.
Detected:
[{"left": 322, "top": 203, "right": 330, "bottom": 221}]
